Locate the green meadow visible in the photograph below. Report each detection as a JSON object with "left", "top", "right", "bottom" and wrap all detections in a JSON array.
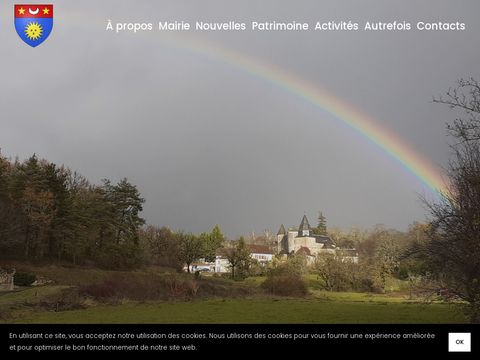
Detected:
[
  {"left": 0, "top": 270, "right": 465, "bottom": 324},
  {"left": 9, "top": 298, "right": 463, "bottom": 324}
]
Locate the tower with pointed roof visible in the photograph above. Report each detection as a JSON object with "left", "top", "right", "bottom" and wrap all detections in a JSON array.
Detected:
[
  {"left": 276, "top": 224, "right": 287, "bottom": 254},
  {"left": 298, "top": 214, "right": 311, "bottom": 237}
]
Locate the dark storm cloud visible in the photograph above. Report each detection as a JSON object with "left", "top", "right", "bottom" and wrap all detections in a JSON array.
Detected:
[{"left": 1, "top": 0, "right": 479, "bottom": 237}]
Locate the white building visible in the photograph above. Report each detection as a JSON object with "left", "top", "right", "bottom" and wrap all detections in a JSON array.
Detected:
[
  {"left": 213, "top": 244, "right": 275, "bottom": 273},
  {"left": 248, "top": 244, "right": 274, "bottom": 263},
  {"left": 215, "top": 252, "right": 230, "bottom": 273}
]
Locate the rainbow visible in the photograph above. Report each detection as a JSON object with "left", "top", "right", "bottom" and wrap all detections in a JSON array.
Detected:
[
  {"left": 62, "top": 13, "right": 447, "bottom": 196},
  {"left": 165, "top": 35, "right": 447, "bottom": 196}
]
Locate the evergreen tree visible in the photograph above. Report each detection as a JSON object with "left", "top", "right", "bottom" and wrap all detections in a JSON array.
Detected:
[
  {"left": 312, "top": 212, "right": 327, "bottom": 235},
  {"left": 202, "top": 224, "right": 225, "bottom": 262},
  {"left": 0, "top": 153, "right": 23, "bottom": 255},
  {"left": 94, "top": 178, "right": 145, "bottom": 268}
]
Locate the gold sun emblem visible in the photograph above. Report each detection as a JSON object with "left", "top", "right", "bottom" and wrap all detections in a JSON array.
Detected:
[{"left": 24, "top": 22, "right": 43, "bottom": 41}]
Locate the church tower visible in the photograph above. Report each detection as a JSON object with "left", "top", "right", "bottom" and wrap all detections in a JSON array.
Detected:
[
  {"left": 277, "top": 224, "right": 287, "bottom": 253},
  {"left": 298, "top": 215, "right": 311, "bottom": 237}
]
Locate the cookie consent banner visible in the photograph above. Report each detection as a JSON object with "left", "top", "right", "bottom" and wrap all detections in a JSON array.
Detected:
[{"left": 1, "top": 325, "right": 476, "bottom": 355}]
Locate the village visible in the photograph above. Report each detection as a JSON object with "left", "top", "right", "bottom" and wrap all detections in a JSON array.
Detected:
[{"left": 188, "top": 215, "right": 358, "bottom": 274}]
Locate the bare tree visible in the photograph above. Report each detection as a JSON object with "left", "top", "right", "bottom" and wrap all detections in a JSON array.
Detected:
[
  {"left": 178, "top": 232, "right": 204, "bottom": 273},
  {"left": 433, "top": 77, "right": 480, "bottom": 142},
  {"left": 423, "top": 78, "right": 480, "bottom": 323},
  {"left": 225, "top": 237, "right": 251, "bottom": 279}
]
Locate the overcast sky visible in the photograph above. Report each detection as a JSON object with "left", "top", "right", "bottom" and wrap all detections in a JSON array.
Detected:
[{"left": 1, "top": 1, "right": 479, "bottom": 237}]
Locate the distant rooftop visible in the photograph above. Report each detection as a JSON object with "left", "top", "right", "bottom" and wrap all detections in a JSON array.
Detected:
[{"left": 248, "top": 244, "right": 274, "bottom": 255}]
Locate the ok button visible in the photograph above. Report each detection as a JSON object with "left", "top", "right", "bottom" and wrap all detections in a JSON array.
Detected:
[{"left": 449, "top": 333, "right": 471, "bottom": 352}]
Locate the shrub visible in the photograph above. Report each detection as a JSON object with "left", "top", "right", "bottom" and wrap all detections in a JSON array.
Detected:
[
  {"left": 315, "top": 255, "right": 352, "bottom": 291},
  {"left": 38, "top": 288, "right": 85, "bottom": 311},
  {"left": 13, "top": 272, "right": 36, "bottom": 286},
  {"left": 78, "top": 273, "right": 253, "bottom": 302},
  {"left": 395, "top": 259, "right": 429, "bottom": 280},
  {"left": 268, "top": 255, "right": 309, "bottom": 277},
  {"left": 357, "top": 276, "right": 380, "bottom": 293},
  {"left": 247, "top": 260, "right": 266, "bottom": 276},
  {"left": 261, "top": 274, "right": 308, "bottom": 297},
  {"left": 314, "top": 255, "right": 380, "bottom": 292}
]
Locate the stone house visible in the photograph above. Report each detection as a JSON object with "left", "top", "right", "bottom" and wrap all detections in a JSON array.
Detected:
[{"left": 276, "top": 215, "right": 336, "bottom": 256}]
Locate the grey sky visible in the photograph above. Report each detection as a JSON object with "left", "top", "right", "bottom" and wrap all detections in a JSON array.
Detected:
[{"left": 1, "top": 1, "right": 479, "bottom": 237}]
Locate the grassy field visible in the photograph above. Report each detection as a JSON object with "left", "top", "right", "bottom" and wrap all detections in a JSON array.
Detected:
[
  {"left": 0, "top": 265, "right": 467, "bottom": 324},
  {"left": 0, "top": 287, "right": 465, "bottom": 324},
  {"left": 8, "top": 298, "right": 464, "bottom": 324}
]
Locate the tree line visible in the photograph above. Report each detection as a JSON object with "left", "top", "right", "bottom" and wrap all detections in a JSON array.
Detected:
[
  {"left": 0, "top": 153, "right": 145, "bottom": 269},
  {"left": 139, "top": 224, "right": 225, "bottom": 272}
]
